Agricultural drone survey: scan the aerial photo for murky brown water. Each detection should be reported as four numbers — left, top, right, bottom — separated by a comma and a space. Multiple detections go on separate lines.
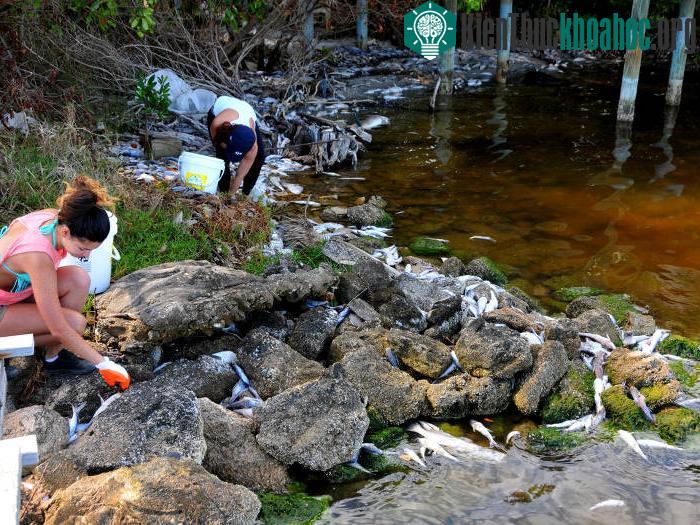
296, 68, 700, 338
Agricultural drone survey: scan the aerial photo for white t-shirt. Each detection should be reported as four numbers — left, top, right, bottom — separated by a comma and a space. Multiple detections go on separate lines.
212, 96, 257, 126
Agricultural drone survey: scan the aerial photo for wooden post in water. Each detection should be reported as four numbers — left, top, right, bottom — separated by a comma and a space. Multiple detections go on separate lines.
496, 0, 513, 84
439, 0, 458, 94
617, 0, 650, 122
302, 0, 315, 48
357, 0, 369, 51
666, 0, 696, 106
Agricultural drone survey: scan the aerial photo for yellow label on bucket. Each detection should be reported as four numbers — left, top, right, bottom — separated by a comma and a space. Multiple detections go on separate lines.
185, 172, 209, 191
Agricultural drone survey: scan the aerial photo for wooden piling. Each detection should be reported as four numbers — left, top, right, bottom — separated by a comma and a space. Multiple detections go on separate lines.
439, 0, 458, 95
496, 0, 513, 84
617, 0, 650, 122
666, 0, 696, 106
357, 0, 369, 51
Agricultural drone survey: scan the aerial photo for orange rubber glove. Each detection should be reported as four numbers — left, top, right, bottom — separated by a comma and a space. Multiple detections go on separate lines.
95, 358, 131, 390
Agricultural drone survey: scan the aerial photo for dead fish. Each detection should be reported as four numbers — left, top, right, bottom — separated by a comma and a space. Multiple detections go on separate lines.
282, 183, 304, 195
675, 397, 700, 412
312, 222, 345, 234
417, 437, 461, 462
638, 329, 670, 354
229, 380, 249, 403
92, 393, 122, 421
547, 418, 581, 428
233, 364, 250, 385
618, 430, 648, 460
360, 114, 390, 130
153, 361, 172, 374
592, 352, 605, 380
469, 235, 496, 243
477, 296, 488, 316
579, 340, 609, 356
521, 331, 544, 345
292, 200, 321, 207
579, 332, 616, 351
228, 397, 263, 410
336, 305, 351, 326
352, 226, 392, 239
233, 408, 254, 418
438, 351, 463, 379
564, 414, 593, 433
590, 500, 625, 511
400, 447, 427, 468
68, 402, 87, 442
629, 385, 656, 424
304, 299, 330, 308
470, 420, 503, 450
211, 351, 236, 366
386, 348, 400, 368
591, 407, 606, 428
607, 313, 626, 344
506, 430, 521, 445
484, 291, 499, 313
636, 439, 682, 450
624, 334, 651, 347
361, 443, 384, 455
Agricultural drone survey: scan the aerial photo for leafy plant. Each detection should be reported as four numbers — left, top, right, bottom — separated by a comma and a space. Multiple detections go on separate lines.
130, 0, 157, 38
134, 73, 170, 120
68, 0, 119, 31
458, 0, 484, 12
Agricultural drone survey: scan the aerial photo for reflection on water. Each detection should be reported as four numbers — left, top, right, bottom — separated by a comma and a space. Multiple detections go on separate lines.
294, 70, 700, 338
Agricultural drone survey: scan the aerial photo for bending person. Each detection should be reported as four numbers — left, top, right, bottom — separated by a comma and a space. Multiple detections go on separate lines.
207, 94, 266, 197
0, 176, 130, 389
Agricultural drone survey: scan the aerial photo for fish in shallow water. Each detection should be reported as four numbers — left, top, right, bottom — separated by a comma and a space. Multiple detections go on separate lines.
505, 431, 521, 445
618, 430, 648, 460
407, 422, 504, 462
417, 437, 461, 463
563, 414, 593, 433
469, 235, 496, 243
590, 499, 625, 511
675, 397, 700, 413
68, 402, 87, 442
629, 385, 656, 423
400, 447, 427, 468
360, 115, 390, 130
469, 420, 503, 450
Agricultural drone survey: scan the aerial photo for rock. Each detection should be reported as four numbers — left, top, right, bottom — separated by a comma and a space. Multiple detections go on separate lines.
386, 328, 452, 379
544, 318, 581, 360
347, 236, 387, 254
44, 458, 261, 525
346, 203, 388, 227
409, 237, 451, 256
571, 308, 622, 346
540, 361, 595, 423
95, 261, 337, 353
378, 293, 428, 333
198, 399, 290, 492
602, 384, 652, 430
2, 406, 68, 458
565, 296, 600, 318
246, 310, 294, 341
34, 451, 88, 493
455, 322, 533, 379
441, 256, 467, 277
623, 311, 656, 336
657, 335, 700, 360
566, 294, 634, 324
39, 373, 121, 418
503, 286, 543, 313
483, 307, 537, 332
338, 298, 382, 333
324, 240, 399, 278
258, 493, 331, 525
639, 382, 681, 410
396, 274, 461, 323
288, 307, 338, 359
336, 349, 425, 426
149, 355, 237, 402
256, 371, 369, 471
422, 375, 510, 418
170, 334, 242, 361
605, 348, 676, 388
328, 328, 387, 362
424, 311, 463, 343
367, 195, 387, 209
67, 382, 206, 473
513, 341, 569, 415
320, 206, 348, 222
236, 329, 325, 399
553, 286, 602, 302
464, 257, 507, 286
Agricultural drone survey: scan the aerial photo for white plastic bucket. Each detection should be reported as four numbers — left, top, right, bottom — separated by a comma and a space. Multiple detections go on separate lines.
178, 152, 224, 194
60, 212, 120, 294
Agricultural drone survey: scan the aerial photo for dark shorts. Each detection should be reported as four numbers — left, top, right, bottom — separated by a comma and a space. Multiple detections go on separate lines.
207, 106, 266, 195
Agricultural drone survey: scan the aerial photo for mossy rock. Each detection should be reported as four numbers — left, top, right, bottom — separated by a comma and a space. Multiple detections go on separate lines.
347, 236, 387, 254
324, 464, 366, 484
465, 256, 508, 286
366, 426, 407, 449
658, 335, 700, 361
601, 384, 651, 431
409, 237, 451, 256
366, 405, 388, 432
524, 427, 586, 452
596, 294, 634, 324
655, 407, 700, 444
541, 366, 595, 423
553, 286, 603, 302
258, 493, 331, 525
506, 285, 544, 313
669, 361, 699, 390
639, 382, 681, 411
375, 211, 394, 228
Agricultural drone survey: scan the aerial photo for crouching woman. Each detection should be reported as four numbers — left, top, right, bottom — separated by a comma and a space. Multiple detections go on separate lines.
0, 176, 130, 389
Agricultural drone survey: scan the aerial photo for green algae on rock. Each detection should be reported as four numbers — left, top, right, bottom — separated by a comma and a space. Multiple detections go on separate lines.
597, 294, 635, 324
258, 492, 331, 525
524, 427, 587, 452
655, 407, 700, 444
658, 335, 700, 361
669, 361, 699, 389
639, 382, 681, 411
541, 364, 595, 423
506, 285, 544, 313
553, 286, 603, 302
465, 256, 508, 286
366, 426, 407, 449
601, 385, 651, 432
409, 236, 451, 256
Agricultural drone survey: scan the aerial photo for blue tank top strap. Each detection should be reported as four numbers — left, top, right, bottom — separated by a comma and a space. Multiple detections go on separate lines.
0, 225, 7, 238
38, 219, 58, 249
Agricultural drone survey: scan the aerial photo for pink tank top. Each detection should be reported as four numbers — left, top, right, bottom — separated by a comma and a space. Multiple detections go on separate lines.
0, 210, 67, 306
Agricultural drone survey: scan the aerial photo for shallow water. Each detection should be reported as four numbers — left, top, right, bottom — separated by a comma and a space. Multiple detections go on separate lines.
290, 67, 700, 523
295, 67, 700, 338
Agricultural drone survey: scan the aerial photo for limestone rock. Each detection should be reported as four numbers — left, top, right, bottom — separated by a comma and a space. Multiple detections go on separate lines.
605, 348, 676, 388
441, 257, 467, 277
378, 293, 428, 333
455, 322, 533, 379
386, 328, 452, 379
623, 311, 656, 336
44, 457, 260, 525
513, 341, 569, 415
483, 307, 537, 333
571, 308, 622, 345
2, 405, 68, 458
34, 451, 87, 493
198, 399, 290, 493
149, 354, 237, 402
288, 307, 338, 359
422, 375, 511, 418
346, 203, 386, 227
544, 318, 581, 360
236, 329, 325, 399
328, 328, 387, 363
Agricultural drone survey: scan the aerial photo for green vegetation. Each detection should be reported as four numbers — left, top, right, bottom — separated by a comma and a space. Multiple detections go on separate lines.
524, 427, 586, 452
134, 73, 170, 120
553, 286, 602, 302
258, 492, 331, 525
366, 427, 407, 449
409, 237, 451, 257
655, 407, 700, 444
472, 256, 508, 286
541, 366, 595, 423
506, 285, 544, 312
601, 385, 651, 431
669, 361, 699, 389
658, 335, 700, 361
243, 242, 349, 276
597, 294, 635, 324
639, 382, 680, 411
375, 211, 394, 228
